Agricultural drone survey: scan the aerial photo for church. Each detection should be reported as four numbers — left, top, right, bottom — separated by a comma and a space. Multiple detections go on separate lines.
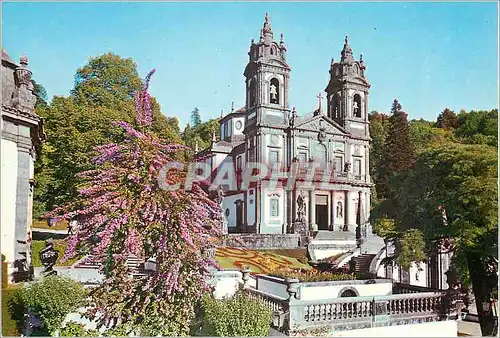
195, 13, 372, 239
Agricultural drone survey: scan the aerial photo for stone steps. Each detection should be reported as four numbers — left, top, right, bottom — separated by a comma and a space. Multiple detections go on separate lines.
354, 254, 376, 273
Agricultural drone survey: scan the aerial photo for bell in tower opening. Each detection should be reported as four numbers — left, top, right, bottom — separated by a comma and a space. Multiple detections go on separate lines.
353, 93, 362, 118
270, 78, 279, 104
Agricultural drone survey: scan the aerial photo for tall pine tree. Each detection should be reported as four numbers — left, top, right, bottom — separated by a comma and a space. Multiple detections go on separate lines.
191, 107, 201, 127
377, 99, 416, 201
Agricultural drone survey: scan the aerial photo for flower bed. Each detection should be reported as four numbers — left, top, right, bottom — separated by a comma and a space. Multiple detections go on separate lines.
268, 267, 355, 282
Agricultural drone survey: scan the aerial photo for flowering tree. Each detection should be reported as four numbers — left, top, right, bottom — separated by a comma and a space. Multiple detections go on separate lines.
45, 70, 221, 335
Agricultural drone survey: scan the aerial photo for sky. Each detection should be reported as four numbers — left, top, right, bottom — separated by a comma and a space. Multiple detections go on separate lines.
3, 2, 498, 128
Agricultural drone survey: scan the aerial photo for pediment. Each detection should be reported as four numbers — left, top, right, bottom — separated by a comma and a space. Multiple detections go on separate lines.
295, 114, 347, 135
265, 58, 291, 70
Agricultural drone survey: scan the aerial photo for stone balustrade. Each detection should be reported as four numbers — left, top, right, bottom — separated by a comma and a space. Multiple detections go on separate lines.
236, 269, 452, 335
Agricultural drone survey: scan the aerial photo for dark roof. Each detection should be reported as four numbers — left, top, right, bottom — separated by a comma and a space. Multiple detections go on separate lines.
220, 107, 246, 123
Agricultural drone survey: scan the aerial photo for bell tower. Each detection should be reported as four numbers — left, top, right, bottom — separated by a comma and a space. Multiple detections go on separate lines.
244, 13, 291, 127
325, 36, 370, 137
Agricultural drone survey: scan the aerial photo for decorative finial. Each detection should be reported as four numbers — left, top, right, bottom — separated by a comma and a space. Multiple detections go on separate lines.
265, 12, 270, 24
220, 109, 224, 118
360, 53, 363, 62
251, 38, 254, 44
231, 101, 234, 112
20, 55, 28, 66
212, 128, 217, 142
280, 33, 284, 42
331, 57, 335, 66
345, 35, 349, 44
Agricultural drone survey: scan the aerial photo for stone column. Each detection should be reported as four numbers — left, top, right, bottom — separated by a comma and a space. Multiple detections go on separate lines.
14, 145, 32, 282
365, 145, 370, 183
343, 190, 349, 231
255, 184, 261, 233
309, 190, 317, 231
365, 190, 370, 230
329, 191, 335, 231
346, 190, 355, 232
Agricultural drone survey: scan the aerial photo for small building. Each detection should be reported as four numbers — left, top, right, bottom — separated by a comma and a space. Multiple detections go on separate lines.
1, 50, 44, 282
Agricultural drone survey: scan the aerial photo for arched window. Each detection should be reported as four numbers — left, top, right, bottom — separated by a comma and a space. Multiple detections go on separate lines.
331, 94, 340, 119
353, 94, 362, 118
339, 288, 358, 298
270, 78, 280, 104
249, 79, 256, 107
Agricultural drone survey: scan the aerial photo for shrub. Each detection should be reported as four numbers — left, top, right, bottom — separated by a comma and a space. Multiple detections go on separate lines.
196, 291, 272, 336
2, 286, 23, 336
17, 275, 87, 334
2, 254, 8, 288
268, 267, 355, 282
59, 321, 99, 337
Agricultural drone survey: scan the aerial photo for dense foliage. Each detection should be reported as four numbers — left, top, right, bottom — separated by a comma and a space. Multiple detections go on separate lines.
59, 321, 99, 337
17, 276, 87, 335
194, 291, 272, 336
33, 53, 181, 218
369, 103, 498, 335
45, 70, 221, 335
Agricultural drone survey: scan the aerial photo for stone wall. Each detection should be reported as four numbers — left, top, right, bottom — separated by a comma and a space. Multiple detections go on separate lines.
222, 233, 301, 249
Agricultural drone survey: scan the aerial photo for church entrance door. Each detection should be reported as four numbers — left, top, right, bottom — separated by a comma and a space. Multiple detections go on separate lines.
316, 194, 329, 231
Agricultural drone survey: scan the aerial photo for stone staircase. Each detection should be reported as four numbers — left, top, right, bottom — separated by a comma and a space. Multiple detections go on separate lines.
354, 254, 376, 275
73, 255, 144, 273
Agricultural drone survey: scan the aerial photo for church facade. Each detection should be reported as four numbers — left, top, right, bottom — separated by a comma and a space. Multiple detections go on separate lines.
195, 14, 373, 237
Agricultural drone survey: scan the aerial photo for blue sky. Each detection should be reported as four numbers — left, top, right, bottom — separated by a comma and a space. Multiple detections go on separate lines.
3, 2, 498, 128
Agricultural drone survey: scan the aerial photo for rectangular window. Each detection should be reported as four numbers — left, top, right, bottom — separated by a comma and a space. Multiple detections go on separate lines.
223, 123, 228, 139
269, 150, 279, 168
354, 159, 361, 175
334, 156, 343, 172
298, 152, 308, 168
270, 198, 279, 218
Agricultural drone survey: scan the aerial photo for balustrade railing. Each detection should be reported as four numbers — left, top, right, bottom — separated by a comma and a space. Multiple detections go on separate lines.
244, 285, 447, 333
246, 287, 288, 313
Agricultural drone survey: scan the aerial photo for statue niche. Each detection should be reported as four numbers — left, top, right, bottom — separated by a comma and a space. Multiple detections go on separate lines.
270, 78, 280, 104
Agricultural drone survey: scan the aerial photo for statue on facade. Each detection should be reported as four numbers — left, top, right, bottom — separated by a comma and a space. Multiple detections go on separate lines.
296, 191, 306, 223
39, 238, 59, 276
344, 162, 351, 173
270, 83, 278, 102
336, 202, 343, 219
216, 186, 228, 234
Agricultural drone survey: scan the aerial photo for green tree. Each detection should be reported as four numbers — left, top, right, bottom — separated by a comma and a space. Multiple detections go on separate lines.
377, 100, 415, 200
455, 109, 498, 147
435, 108, 459, 130
31, 79, 48, 109
33, 53, 182, 217
395, 143, 497, 334
396, 229, 427, 270
191, 107, 201, 127
409, 118, 454, 154
368, 111, 390, 188
182, 118, 220, 157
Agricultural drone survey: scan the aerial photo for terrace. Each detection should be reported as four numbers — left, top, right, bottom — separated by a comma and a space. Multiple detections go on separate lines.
212, 268, 462, 336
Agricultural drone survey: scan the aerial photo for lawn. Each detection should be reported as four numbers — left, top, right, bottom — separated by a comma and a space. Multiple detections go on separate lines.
31, 240, 81, 267
2, 285, 22, 336
32, 219, 69, 231
216, 247, 311, 274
